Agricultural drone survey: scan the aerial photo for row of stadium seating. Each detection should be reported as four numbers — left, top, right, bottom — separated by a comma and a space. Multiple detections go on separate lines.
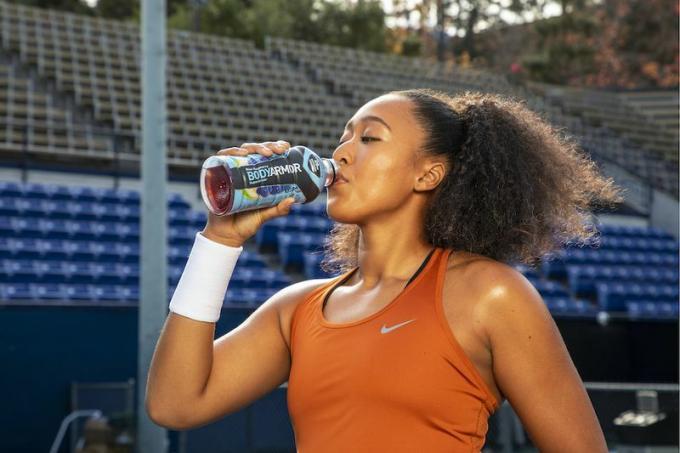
0, 282, 279, 305
0, 258, 289, 288
539, 84, 678, 164
268, 36, 678, 197
0, 180, 140, 203
0, 180, 678, 319
1, 1, 676, 202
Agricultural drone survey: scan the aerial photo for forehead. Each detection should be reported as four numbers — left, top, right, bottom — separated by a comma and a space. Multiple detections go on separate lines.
346, 94, 414, 128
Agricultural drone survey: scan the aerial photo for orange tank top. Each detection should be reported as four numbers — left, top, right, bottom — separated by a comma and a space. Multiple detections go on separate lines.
287, 246, 501, 453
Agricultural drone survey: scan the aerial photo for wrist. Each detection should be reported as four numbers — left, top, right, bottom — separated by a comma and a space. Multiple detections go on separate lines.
168, 232, 243, 323
200, 228, 244, 248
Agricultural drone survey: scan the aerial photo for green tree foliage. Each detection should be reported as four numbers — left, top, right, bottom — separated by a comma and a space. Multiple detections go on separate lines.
522, 5, 599, 85
523, 0, 678, 88
94, 0, 137, 19
6, 0, 92, 14
169, 0, 388, 52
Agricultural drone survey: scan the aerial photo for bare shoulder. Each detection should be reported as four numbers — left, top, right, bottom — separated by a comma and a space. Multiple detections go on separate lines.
445, 249, 530, 300
270, 277, 335, 350
442, 250, 530, 342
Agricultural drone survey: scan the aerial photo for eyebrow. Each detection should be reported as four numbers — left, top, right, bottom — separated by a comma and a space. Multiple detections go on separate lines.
344, 115, 392, 132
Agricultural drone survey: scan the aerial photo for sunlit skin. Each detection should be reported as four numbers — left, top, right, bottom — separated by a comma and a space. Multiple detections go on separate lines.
324, 94, 609, 452
327, 93, 449, 289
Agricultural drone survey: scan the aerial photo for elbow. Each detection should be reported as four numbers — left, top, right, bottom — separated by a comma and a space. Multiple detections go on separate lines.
145, 396, 192, 431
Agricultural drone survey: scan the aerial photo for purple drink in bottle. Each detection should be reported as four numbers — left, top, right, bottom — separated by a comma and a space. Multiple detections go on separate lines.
200, 145, 340, 216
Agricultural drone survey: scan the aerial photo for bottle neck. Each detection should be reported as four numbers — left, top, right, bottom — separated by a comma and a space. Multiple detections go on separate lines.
322, 158, 340, 187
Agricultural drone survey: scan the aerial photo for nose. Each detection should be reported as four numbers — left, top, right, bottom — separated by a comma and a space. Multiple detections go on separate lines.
331, 142, 351, 165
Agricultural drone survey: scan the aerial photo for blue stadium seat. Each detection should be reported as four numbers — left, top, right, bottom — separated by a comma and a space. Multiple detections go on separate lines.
110, 188, 139, 205
60, 240, 94, 261
63, 284, 97, 301
277, 232, 325, 269
114, 223, 140, 242
168, 245, 191, 265
34, 261, 69, 283
527, 278, 570, 298
67, 186, 101, 202
32, 283, 67, 301
168, 193, 190, 209
12, 218, 43, 238
225, 288, 255, 304
44, 185, 73, 201
117, 263, 139, 283
23, 183, 48, 200
248, 269, 291, 289
567, 264, 679, 295
1, 283, 34, 300
0, 198, 22, 216
115, 285, 139, 302
597, 282, 680, 311
306, 217, 332, 234
256, 216, 287, 249
169, 209, 192, 226
87, 285, 118, 302
169, 226, 195, 245
188, 210, 207, 229
63, 262, 95, 283
303, 251, 335, 279
0, 181, 23, 198
544, 297, 598, 317
240, 250, 267, 269
627, 301, 679, 320
0, 217, 12, 236
1, 259, 37, 283
9, 238, 43, 259
39, 219, 71, 238
91, 262, 123, 284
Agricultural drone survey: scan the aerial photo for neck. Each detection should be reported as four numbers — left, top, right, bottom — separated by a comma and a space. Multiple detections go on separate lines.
351, 210, 434, 290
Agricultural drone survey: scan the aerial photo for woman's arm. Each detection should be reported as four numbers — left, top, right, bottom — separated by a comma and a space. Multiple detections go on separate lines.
477, 265, 608, 453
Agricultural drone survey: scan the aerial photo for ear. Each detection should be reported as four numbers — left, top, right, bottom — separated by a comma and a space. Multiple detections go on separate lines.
414, 158, 447, 193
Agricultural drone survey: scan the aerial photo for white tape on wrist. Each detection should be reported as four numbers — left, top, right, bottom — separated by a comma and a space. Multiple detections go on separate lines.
169, 232, 243, 323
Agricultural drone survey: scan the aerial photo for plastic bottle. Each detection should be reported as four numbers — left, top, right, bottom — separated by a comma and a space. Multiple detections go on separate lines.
200, 145, 340, 216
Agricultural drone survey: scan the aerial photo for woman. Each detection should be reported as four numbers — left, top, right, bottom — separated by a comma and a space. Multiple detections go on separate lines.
146, 88, 623, 452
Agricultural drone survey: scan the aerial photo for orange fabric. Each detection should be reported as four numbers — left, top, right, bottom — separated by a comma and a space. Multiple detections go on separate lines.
287, 247, 501, 453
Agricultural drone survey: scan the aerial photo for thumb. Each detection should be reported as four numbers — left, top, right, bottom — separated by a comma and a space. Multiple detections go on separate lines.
260, 197, 295, 222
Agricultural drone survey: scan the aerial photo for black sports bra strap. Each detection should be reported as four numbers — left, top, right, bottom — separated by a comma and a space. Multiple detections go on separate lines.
322, 247, 437, 310
405, 247, 437, 287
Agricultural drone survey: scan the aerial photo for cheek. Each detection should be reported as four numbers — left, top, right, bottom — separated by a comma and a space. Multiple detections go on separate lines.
344, 154, 413, 210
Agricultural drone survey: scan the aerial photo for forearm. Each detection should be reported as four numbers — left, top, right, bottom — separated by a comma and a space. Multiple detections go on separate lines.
146, 313, 215, 420
145, 232, 243, 425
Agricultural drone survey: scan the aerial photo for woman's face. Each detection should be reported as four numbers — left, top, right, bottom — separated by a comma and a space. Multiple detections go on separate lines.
327, 94, 432, 224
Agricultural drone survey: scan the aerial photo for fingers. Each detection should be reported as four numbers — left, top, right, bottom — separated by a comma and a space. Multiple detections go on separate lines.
216, 140, 291, 157
258, 197, 295, 223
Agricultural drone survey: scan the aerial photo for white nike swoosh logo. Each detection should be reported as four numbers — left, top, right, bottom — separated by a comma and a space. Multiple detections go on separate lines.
380, 319, 416, 334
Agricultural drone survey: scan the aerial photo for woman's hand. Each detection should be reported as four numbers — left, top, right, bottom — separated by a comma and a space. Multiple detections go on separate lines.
201, 140, 295, 247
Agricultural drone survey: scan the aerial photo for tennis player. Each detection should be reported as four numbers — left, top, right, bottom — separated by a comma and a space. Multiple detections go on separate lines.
146, 88, 623, 452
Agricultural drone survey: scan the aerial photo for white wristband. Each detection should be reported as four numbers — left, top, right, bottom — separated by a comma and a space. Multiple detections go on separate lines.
169, 232, 243, 323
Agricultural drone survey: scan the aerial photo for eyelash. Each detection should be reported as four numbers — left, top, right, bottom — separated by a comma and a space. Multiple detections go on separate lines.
338, 137, 379, 145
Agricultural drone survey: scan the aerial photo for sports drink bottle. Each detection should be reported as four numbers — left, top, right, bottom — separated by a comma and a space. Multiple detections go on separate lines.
200, 145, 340, 216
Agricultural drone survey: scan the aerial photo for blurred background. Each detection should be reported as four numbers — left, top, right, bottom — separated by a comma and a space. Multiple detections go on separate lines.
0, 0, 677, 452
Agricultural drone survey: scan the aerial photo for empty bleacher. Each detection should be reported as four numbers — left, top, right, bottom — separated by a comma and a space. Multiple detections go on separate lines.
1, 179, 677, 320
537, 84, 678, 167
0, 180, 297, 306
0, 1, 676, 203
268, 36, 679, 199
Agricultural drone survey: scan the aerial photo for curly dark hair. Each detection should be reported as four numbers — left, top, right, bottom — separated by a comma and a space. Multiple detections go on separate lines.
319, 88, 625, 274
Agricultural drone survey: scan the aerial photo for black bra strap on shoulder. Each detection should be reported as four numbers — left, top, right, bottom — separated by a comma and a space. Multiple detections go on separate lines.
405, 247, 437, 288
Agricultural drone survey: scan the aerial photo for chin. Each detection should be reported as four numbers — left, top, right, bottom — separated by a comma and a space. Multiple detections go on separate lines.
326, 199, 362, 224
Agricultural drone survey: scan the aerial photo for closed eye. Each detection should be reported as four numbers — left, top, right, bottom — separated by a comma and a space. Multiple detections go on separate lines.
338, 137, 380, 145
